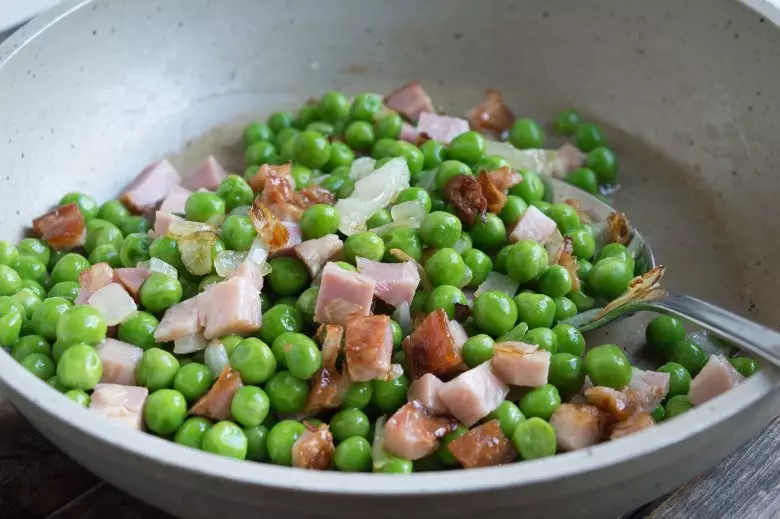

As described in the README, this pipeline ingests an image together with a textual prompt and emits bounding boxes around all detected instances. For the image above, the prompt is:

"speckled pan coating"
[0,1,779,518]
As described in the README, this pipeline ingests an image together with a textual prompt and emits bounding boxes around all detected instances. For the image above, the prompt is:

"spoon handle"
[646,292,780,367]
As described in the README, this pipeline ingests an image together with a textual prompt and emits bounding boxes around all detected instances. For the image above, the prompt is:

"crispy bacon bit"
[550,403,612,451]
[564,198,593,225]
[402,308,464,379]
[444,175,487,225]
[247,163,292,193]
[477,171,508,213]
[249,199,290,252]
[466,89,515,138]
[446,419,517,468]
[260,165,336,221]
[291,423,335,470]
[607,211,632,245]
[453,303,471,322]
[189,367,243,421]
[344,314,393,382]
[585,386,634,421]
[487,167,523,191]
[31,203,86,250]
[305,325,351,414]
[297,186,336,207]
[610,413,655,440]
[384,81,435,122]
[383,401,458,460]
[557,237,581,291]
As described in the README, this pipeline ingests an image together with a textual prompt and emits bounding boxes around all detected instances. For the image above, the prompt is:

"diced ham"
[226,261,264,291]
[438,361,509,426]
[625,368,670,414]
[384,81,434,122]
[447,320,468,352]
[173,333,209,355]
[295,234,344,278]
[487,167,523,192]
[492,342,551,388]
[75,263,115,305]
[305,325,350,414]
[154,296,203,342]
[291,423,335,470]
[197,277,262,339]
[189,367,243,421]
[416,112,470,145]
[120,160,182,214]
[550,403,609,451]
[159,184,192,214]
[446,419,517,468]
[466,89,515,138]
[183,155,228,191]
[383,401,458,460]
[314,262,376,325]
[610,413,655,440]
[89,384,148,430]
[115,267,152,300]
[688,354,744,406]
[477,171,508,213]
[95,338,143,386]
[407,373,448,415]
[399,122,420,143]
[554,143,586,178]
[508,205,558,244]
[32,203,86,251]
[154,211,182,237]
[403,309,464,379]
[356,258,420,308]
[268,222,302,258]
[247,163,294,193]
[344,314,393,382]
[88,283,137,326]
[585,386,634,421]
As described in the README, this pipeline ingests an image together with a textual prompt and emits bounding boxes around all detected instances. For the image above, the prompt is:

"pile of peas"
[1,88,756,472]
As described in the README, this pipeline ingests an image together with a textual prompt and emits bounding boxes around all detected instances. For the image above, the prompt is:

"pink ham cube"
[154,296,203,342]
[295,234,344,278]
[75,262,115,305]
[626,368,670,413]
[492,342,551,388]
[120,160,181,214]
[407,373,448,415]
[183,155,228,191]
[154,211,182,237]
[159,184,192,214]
[550,403,607,451]
[508,205,558,244]
[356,258,420,308]
[198,277,262,339]
[385,81,434,122]
[95,338,144,386]
[226,261,265,292]
[314,262,376,325]
[438,361,509,426]
[688,354,744,406]
[344,314,393,382]
[416,112,470,144]
[115,267,152,300]
[399,122,420,143]
[89,384,149,430]
[383,401,458,460]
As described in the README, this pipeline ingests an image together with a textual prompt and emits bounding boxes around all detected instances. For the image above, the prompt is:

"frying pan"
[1,1,779,517]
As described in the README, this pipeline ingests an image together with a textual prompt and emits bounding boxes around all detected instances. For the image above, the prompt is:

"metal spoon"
[547,178,780,367]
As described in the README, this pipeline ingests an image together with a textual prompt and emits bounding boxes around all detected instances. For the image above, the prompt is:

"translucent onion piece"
[214,250,248,277]
[336,157,411,236]
[138,257,178,279]
[484,140,561,177]
[392,302,412,336]
[173,333,209,355]
[686,330,731,356]
[390,200,426,228]
[372,416,390,472]
[387,364,404,381]
[88,283,137,326]
[415,169,438,191]
[459,265,473,289]
[349,157,377,180]
[474,271,520,298]
[204,340,230,377]
[167,219,214,236]
[246,238,270,265]
[545,229,566,264]
[178,231,218,276]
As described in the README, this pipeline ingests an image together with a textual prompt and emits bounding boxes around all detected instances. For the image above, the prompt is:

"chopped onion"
[485,140,562,177]
[214,250,248,277]
[246,238,270,265]
[167,219,218,276]
[415,169,438,191]
[167,219,213,236]
[392,302,412,336]
[687,330,731,355]
[459,265,473,289]
[372,416,390,471]
[545,229,566,264]
[390,200,425,228]
[349,157,377,180]
[474,271,520,298]
[387,364,404,381]
[204,340,230,377]
[336,157,411,235]
[88,283,137,326]
[138,257,178,279]
[173,334,209,355]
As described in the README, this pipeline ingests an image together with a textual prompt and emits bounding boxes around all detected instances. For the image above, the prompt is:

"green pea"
[472,291,518,337]
[664,395,694,419]
[414,453,445,472]
[470,213,506,252]
[267,419,306,465]
[519,384,561,421]
[429,192,448,213]
[136,347,180,391]
[12,288,42,321]
[524,327,557,353]
[268,111,295,133]
[552,323,586,357]
[56,343,102,390]
[496,322,529,343]
[343,120,374,150]
[142,389,187,436]
[549,353,586,395]
[362,209,391,231]
[657,362,692,399]
[569,289,595,312]
[537,265,573,298]
[229,338,276,385]
[437,424,468,466]
[12,334,51,362]
[320,174,345,194]
[243,121,274,147]
[595,243,635,270]
[292,131,331,169]
[318,90,350,123]
[554,108,581,135]
[512,417,557,460]
[567,229,596,259]
[449,131,486,165]
[219,215,257,252]
[118,233,150,268]
[505,241,546,284]
[514,292,556,330]
[149,236,184,271]
[95,200,130,227]
[185,192,226,223]
[46,376,67,392]
[669,340,708,376]
[119,215,151,236]
[244,424,270,461]
[0,240,20,267]
[584,344,632,388]
[337,178,356,199]
[377,457,414,474]
[267,257,311,297]
[729,357,760,378]
[56,305,107,346]
[575,123,605,152]
[375,113,402,140]
[31,296,72,341]
[0,297,24,347]
[426,285,467,320]
[333,436,371,472]
[349,92,382,121]
[230,386,270,428]
[65,389,91,407]
[547,203,581,235]
[21,279,45,300]
[220,335,242,357]
[509,118,545,149]
[88,244,121,268]
[498,195,528,228]
[259,304,302,344]
[651,404,666,423]
[51,340,70,364]
[553,296,577,322]
[487,401,526,437]
[425,248,469,287]
[343,382,373,410]
[324,142,354,172]
[198,274,223,293]
[344,232,385,263]
[13,256,46,285]
[0,264,22,297]
[18,238,51,265]
[420,139,448,170]
[396,187,432,214]
[295,286,319,325]
[306,121,335,137]
[381,227,423,262]
[117,311,159,350]
[462,249,492,288]
[509,170,545,203]
[215,175,253,212]
[172,362,214,403]
[330,408,371,442]
[174,416,212,449]
[295,103,321,130]
[475,154,510,173]
[390,141,425,180]
[60,192,99,220]
[388,320,403,351]
[202,420,248,460]
[588,258,633,300]
[21,352,56,380]
[244,141,277,167]
[84,222,123,255]
[645,315,686,359]
[265,371,309,414]
[418,211,461,249]
[139,273,182,313]
[566,168,599,194]
[372,374,410,413]
[284,335,321,380]
[435,160,472,191]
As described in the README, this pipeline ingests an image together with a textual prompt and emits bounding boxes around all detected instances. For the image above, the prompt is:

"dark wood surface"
[0,397,778,519]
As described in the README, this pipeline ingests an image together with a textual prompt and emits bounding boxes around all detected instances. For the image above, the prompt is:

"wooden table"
[0,399,777,519]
